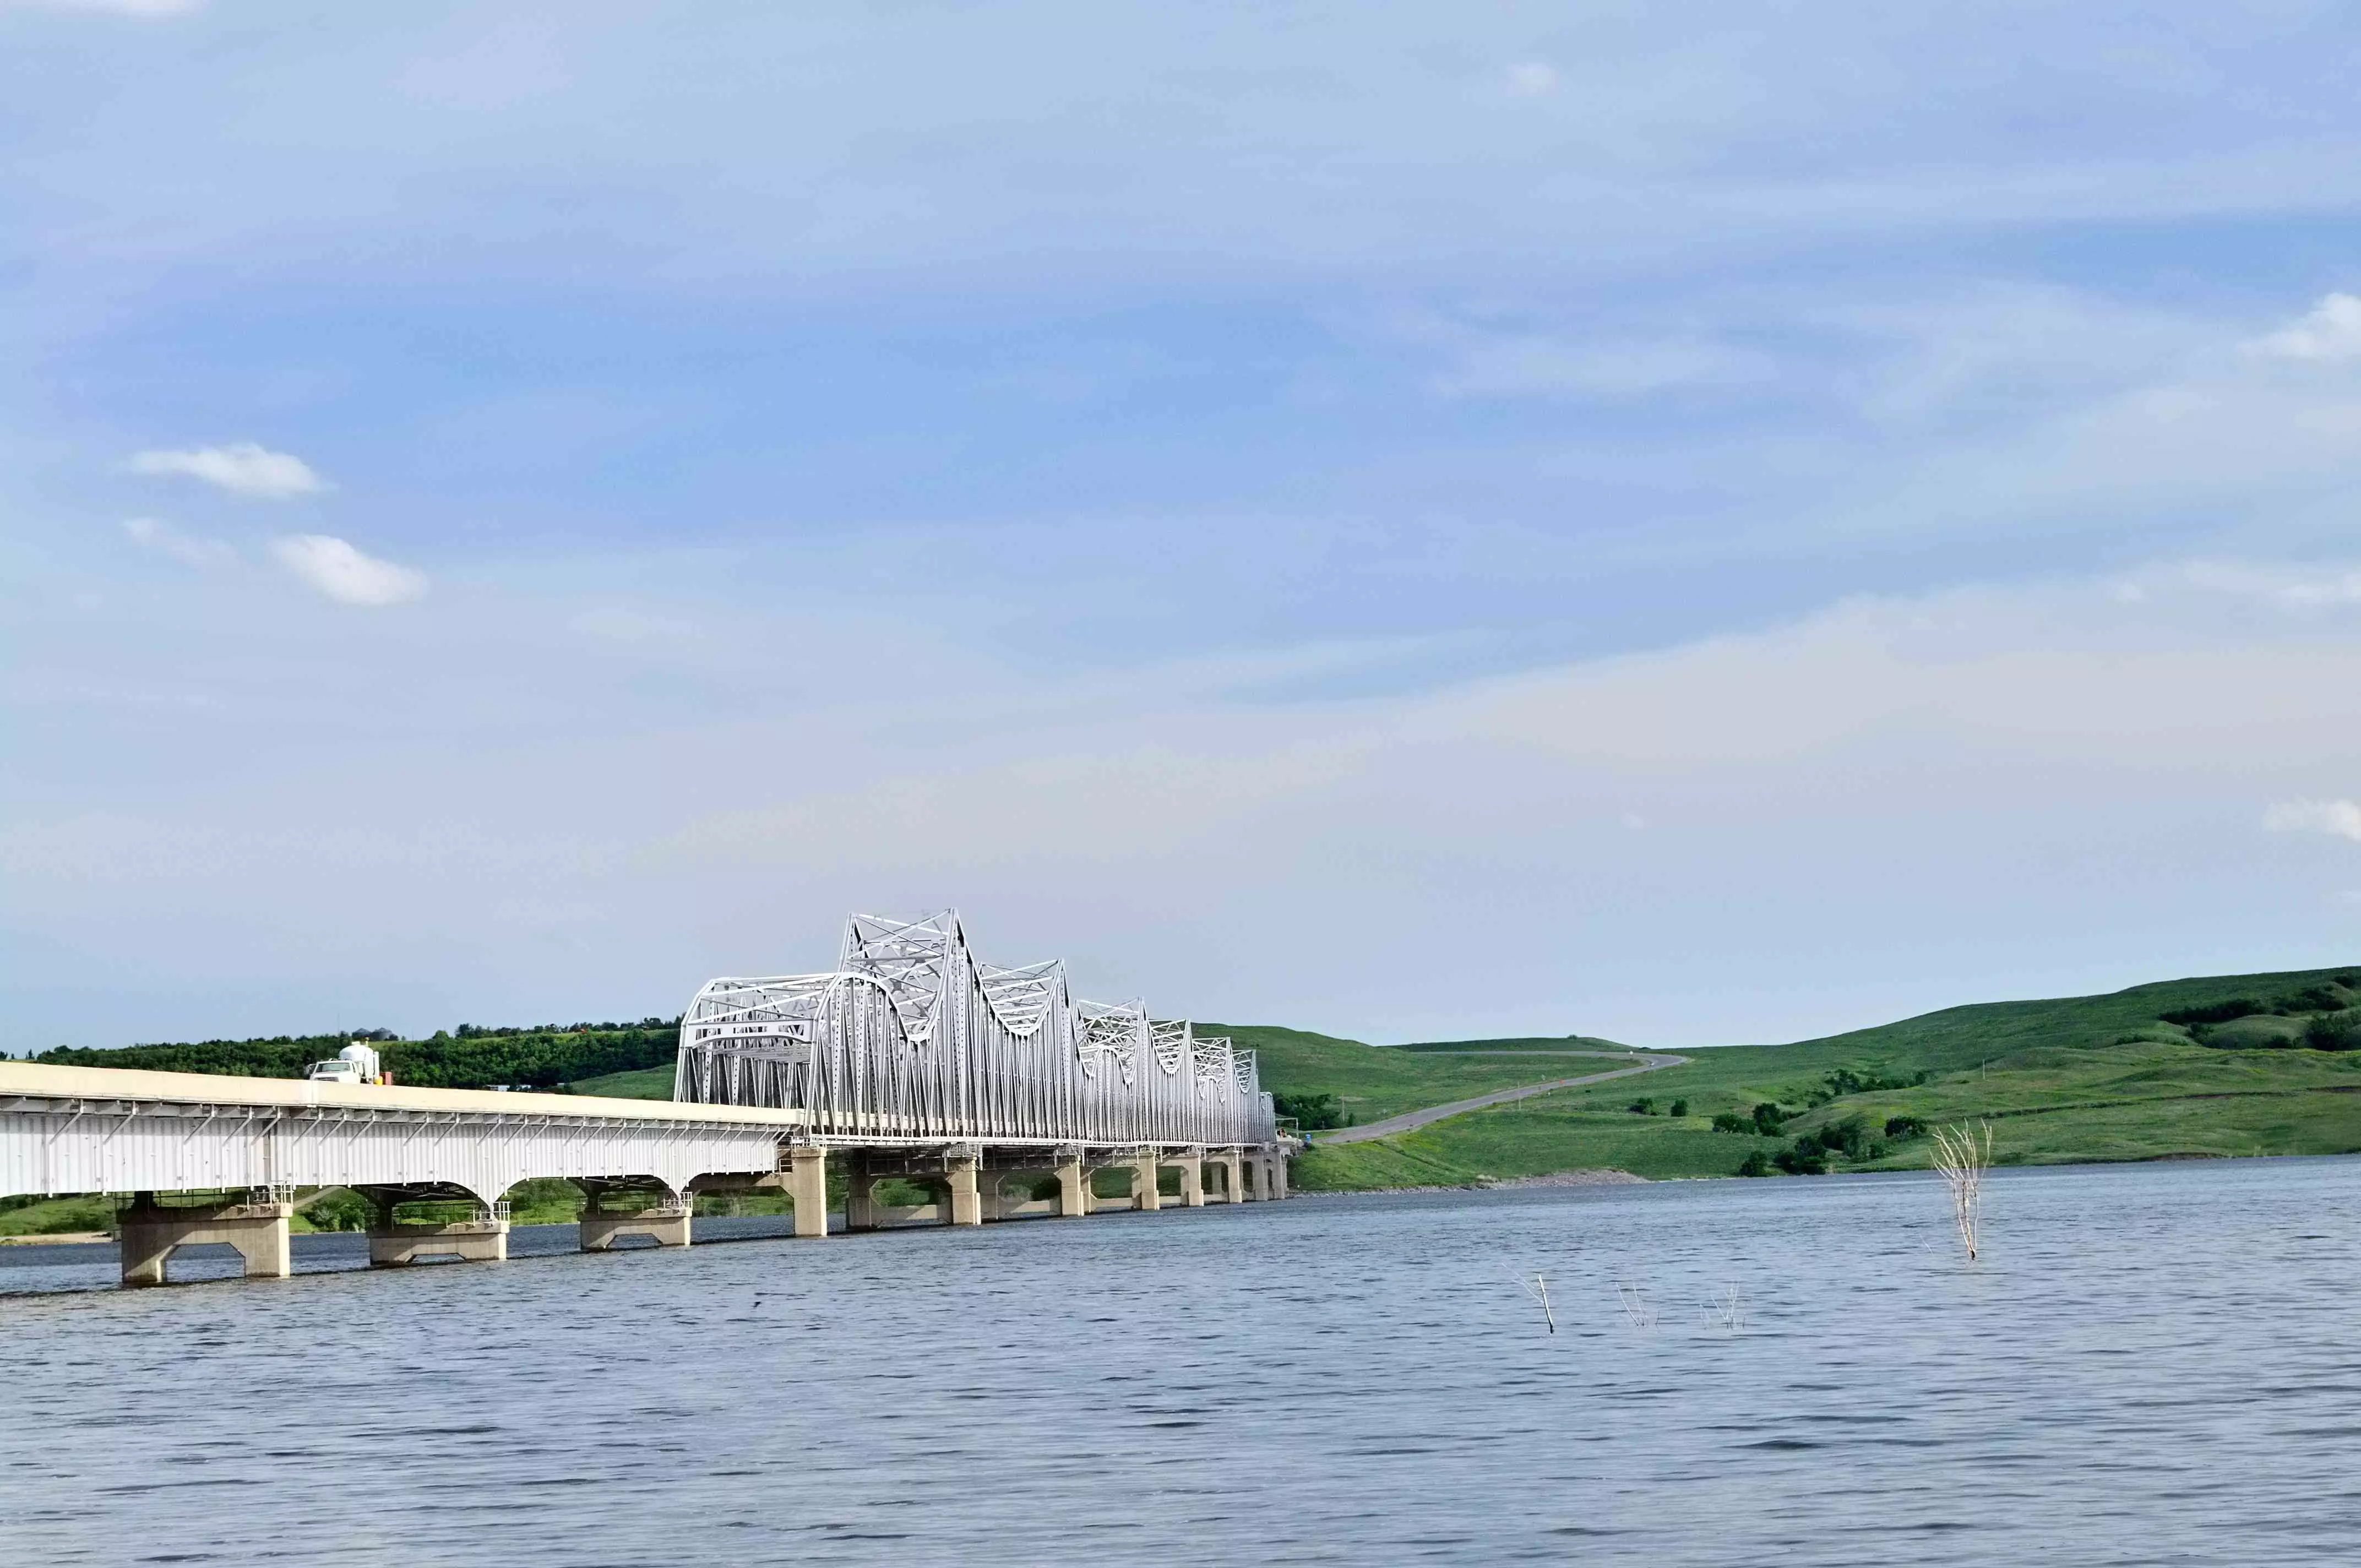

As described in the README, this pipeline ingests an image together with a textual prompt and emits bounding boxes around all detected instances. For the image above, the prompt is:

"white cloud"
[2265,799,2361,842]
[270,533,427,606]
[0,0,203,14]
[2179,561,2361,608]
[129,442,326,499]
[1504,61,1559,97]
[122,515,232,568]
[2253,292,2361,362]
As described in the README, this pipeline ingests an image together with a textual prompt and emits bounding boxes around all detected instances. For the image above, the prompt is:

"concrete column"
[373,1216,511,1265]
[1055,1153,1088,1217]
[1258,1153,1279,1202]
[579,1183,689,1251]
[1238,1152,1261,1201]
[1133,1149,1162,1212]
[118,1195,293,1287]
[1271,1153,1288,1201]
[786,1146,829,1238]
[1179,1150,1205,1207]
[946,1153,983,1227]
[845,1155,880,1232]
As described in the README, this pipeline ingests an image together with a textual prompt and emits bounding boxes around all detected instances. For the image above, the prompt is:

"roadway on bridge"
[1313,1051,1689,1145]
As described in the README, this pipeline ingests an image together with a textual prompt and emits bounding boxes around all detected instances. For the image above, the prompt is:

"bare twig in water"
[1517,1273,1557,1333]
[1615,1280,1656,1330]
[1928,1121,1993,1262]
[1700,1283,1746,1333]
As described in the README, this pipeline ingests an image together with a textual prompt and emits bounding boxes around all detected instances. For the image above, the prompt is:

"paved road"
[1313,1052,1690,1145]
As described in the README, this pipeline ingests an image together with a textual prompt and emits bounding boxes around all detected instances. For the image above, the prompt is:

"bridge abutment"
[118,1193,292,1287]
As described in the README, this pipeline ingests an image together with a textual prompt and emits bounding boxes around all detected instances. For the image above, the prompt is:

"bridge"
[0,912,1293,1287]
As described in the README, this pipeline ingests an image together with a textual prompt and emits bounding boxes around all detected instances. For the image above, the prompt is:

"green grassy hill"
[1287,964,2361,1189]
[34,1021,681,1092]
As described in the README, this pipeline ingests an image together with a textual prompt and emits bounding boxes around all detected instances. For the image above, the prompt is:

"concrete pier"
[946,1151,983,1227]
[1056,1152,1088,1217]
[118,1193,292,1287]
[370,1216,509,1265]
[1177,1148,1206,1207]
[1132,1148,1162,1212]
[579,1181,690,1250]
[785,1146,829,1238]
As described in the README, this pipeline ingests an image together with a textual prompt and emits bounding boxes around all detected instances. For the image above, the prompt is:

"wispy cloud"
[2253,292,2361,362]
[122,516,232,568]
[2264,799,2361,842]
[2180,561,2361,608]
[270,534,427,606]
[0,0,204,14]
[1504,61,1559,98]
[129,442,326,499]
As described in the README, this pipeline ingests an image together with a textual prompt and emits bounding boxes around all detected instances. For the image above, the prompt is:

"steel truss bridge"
[0,911,1291,1288]
[676,910,1279,1148]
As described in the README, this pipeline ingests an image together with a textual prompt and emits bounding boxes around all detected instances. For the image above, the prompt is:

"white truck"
[304,1041,389,1086]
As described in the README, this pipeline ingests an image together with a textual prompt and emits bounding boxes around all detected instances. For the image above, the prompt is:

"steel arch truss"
[677,911,1278,1147]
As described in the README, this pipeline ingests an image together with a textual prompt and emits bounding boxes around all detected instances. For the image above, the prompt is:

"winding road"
[1314,1051,1690,1145]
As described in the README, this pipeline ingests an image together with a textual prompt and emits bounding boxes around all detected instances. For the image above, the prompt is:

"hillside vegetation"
[1285,965,2361,1189]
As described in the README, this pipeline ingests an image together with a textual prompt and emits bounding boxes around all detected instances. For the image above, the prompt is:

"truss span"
[675,911,1278,1147]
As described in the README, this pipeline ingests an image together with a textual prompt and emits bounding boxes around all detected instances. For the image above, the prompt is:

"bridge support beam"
[1056,1152,1087,1216]
[358,1187,509,1266]
[1132,1149,1162,1212]
[1177,1148,1206,1207]
[579,1181,690,1251]
[786,1146,829,1238]
[118,1193,291,1287]
[946,1152,983,1227]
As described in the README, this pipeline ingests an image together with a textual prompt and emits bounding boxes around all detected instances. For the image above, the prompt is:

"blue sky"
[5,1,2360,1050]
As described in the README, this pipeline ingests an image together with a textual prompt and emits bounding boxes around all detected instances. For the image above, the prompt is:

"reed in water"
[1929,1121,1993,1261]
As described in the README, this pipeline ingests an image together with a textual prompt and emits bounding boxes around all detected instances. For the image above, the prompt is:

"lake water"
[6,1157,2359,1565]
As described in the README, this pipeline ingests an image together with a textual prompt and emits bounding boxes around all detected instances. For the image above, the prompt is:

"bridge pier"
[1127,1148,1159,1212]
[785,1146,829,1238]
[1176,1147,1206,1207]
[360,1186,511,1266]
[1220,1149,1250,1202]
[1056,1151,1087,1216]
[579,1180,690,1251]
[946,1151,983,1227]
[118,1192,292,1287]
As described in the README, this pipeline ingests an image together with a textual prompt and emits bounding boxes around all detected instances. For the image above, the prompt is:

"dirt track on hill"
[1314,1052,1689,1144]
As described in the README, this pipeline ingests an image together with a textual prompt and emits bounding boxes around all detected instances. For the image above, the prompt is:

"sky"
[4,1,2360,1052]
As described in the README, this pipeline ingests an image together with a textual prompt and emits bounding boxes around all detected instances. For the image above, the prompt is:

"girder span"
[677,911,1278,1147]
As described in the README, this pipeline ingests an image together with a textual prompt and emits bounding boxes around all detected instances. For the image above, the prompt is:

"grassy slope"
[1292,964,2361,1189]
[1208,1023,1638,1124]
[572,1064,675,1099]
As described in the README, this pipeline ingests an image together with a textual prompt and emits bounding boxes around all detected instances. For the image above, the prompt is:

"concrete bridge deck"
[0,1060,1290,1288]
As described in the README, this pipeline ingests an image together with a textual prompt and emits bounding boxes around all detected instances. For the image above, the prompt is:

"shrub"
[1668,1099,1689,1118]
[1710,1112,1754,1135]
[2303,1011,2361,1052]
[1751,1103,1787,1135]
[2159,998,2264,1027]
[1772,1146,1827,1175]
[1273,1091,1346,1130]
[1884,1115,1928,1139]
[1628,1097,1657,1115]
[2277,986,2349,1015]
[1737,1151,1772,1178]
